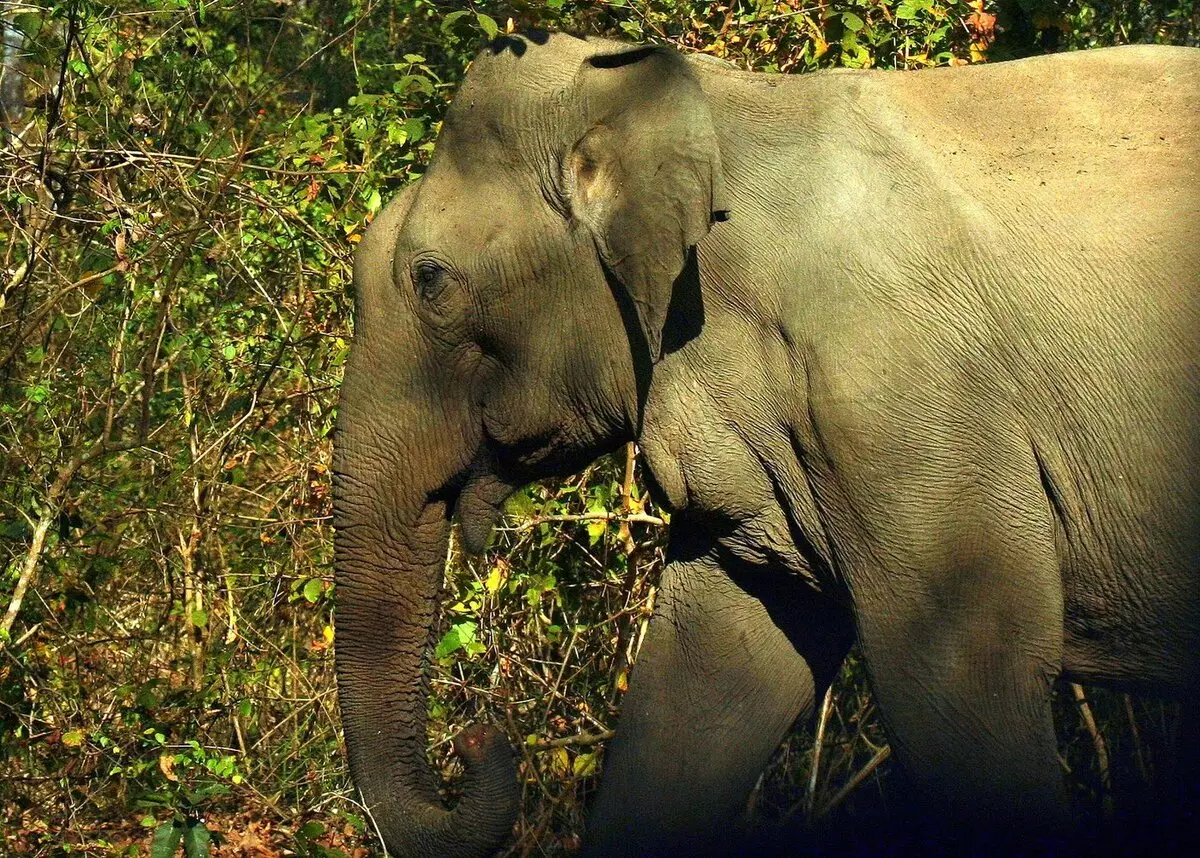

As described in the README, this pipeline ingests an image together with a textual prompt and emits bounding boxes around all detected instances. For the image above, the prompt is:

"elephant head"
[332,33,727,857]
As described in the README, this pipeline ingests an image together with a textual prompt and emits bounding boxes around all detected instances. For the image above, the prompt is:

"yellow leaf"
[551,748,570,776]
[573,752,598,777]
[485,565,505,594]
[62,729,84,748]
[323,624,335,645]
[616,668,629,694]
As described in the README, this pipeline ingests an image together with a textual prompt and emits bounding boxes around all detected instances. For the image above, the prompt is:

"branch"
[806,685,835,819]
[512,511,666,530]
[531,729,614,751]
[1071,682,1113,816]
[617,442,638,554]
[0,452,85,645]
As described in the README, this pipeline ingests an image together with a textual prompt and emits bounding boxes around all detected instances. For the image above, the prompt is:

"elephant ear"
[563,45,728,361]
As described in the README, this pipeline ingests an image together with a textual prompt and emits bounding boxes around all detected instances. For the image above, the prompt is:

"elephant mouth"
[451,427,629,554]
[452,449,521,554]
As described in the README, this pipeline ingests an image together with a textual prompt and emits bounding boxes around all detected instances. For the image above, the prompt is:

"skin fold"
[332,32,1200,858]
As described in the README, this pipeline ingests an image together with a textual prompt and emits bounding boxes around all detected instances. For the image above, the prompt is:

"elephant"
[332,31,1200,858]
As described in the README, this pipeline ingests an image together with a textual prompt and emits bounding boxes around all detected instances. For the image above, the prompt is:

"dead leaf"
[158,753,178,782]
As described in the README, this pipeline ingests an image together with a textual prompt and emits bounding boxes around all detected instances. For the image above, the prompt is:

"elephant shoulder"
[800,320,1007,472]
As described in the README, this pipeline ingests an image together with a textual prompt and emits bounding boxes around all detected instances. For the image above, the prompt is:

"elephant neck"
[637,267,834,591]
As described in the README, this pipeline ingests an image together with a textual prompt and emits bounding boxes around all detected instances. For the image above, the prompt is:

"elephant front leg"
[584,551,852,856]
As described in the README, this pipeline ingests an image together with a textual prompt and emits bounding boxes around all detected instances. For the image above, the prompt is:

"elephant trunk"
[333,405,519,857]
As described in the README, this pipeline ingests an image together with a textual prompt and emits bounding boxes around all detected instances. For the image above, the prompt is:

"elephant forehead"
[439,32,633,155]
[402,168,551,255]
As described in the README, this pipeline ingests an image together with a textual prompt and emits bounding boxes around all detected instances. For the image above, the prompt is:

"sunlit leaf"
[303,578,323,603]
[573,752,597,777]
[435,622,478,658]
[476,13,499,40]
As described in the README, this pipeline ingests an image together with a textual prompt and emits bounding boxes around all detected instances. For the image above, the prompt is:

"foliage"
[0,1,1194,855]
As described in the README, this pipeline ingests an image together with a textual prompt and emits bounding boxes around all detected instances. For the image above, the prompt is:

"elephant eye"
[412,259,447,301]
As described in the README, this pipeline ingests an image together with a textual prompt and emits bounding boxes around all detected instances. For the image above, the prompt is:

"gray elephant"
[332,31,1200,858]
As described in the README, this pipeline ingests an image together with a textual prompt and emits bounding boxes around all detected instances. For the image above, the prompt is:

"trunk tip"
[453,722,508,766]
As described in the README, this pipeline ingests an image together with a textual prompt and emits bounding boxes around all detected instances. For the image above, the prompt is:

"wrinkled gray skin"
[333,33,1200,857]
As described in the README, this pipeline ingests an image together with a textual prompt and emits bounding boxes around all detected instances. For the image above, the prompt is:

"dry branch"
[814,745,892,821]
[1071,682,1113,815]
[531,729,615,751]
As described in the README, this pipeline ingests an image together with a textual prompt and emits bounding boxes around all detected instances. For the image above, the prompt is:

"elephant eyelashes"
[413,259,448,301]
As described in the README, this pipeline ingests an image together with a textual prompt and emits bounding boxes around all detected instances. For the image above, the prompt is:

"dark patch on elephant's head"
[485,29,551,57]
[587,45,658,68]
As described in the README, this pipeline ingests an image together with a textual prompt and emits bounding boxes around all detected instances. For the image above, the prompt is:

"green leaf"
[190,609,207,628]
[402,54,425,64]
[476,13,499,40]
[586,519,607,545]
[435,621,477,658]
[12,12,43,36]
[504,490,536,517]
[441,10,472,32]
[182,822,211,858]
[573,751,598,777]
[842,12,865,32]
[222,344,236,360]
[302,578,323,603]
[400,118,426,143]
[395,74,434,96]
[151,823,183,858]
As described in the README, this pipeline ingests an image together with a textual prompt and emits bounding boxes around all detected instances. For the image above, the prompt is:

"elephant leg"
[1163,699,1200,839]
[851,520,1068,845]
[584,551,852,857]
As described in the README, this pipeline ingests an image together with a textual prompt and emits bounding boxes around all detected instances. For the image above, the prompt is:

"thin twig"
[813,745,892,821]
[806,686,835,820]
[617,442,638,555]
[1124,693,1150,785]
[1072,682,1112,816]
